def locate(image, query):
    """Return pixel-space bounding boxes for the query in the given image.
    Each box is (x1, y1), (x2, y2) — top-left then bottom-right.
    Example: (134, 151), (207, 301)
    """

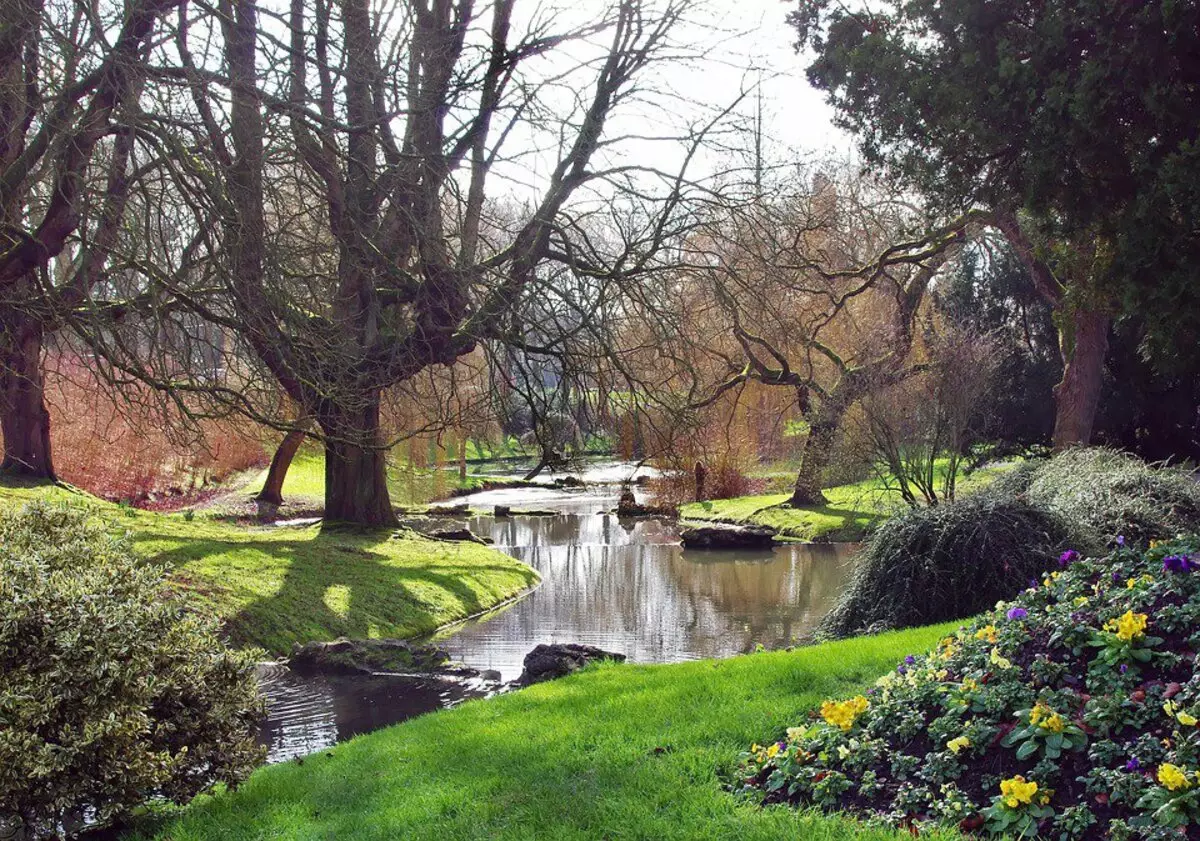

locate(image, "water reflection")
(432, 513), (857, 680)
(256, 664), (492, 763)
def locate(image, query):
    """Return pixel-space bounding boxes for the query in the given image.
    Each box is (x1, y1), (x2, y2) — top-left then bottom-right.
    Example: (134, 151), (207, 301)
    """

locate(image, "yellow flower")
(1127, 578), (1138, 589)
(786, 727), (807, 741)
(766, 742), (780, 758)
(1104, 610), (1149, 642)
(962, 677), (979, 692)
(1073, 596), (1089, 607)
(946, 736), (971, 755)
(975, 625), (998, 644)
(1164, 701), (1198, 727)
(836, 744), (851, 760)
(1158, 763), (1192, 792)
(990, 647), (1013, 669)
(820, 695), (870, 732)
(999, 775), (1039, 808)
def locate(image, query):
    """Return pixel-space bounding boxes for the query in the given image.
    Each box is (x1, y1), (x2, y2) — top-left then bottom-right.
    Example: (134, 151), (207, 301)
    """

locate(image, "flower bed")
(739, 537), (1200, 839)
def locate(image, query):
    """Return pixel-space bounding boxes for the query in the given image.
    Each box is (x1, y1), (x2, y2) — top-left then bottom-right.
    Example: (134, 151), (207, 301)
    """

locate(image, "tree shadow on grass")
(142, 527), (537, 655)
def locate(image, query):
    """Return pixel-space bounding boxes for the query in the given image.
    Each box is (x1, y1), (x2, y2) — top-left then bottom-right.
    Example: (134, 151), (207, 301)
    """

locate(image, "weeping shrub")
(0, 502), (263, 839)
(820, 495), (1072, 638)
(1020, 448), (1200, 546)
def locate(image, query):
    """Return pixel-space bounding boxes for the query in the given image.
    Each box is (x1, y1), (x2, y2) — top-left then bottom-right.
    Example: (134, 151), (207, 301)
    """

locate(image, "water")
(258, 462), (858, 762)
(256, 664), (498, 763)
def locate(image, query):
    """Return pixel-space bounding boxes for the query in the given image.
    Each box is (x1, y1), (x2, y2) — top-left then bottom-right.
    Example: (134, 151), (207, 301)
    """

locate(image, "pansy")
(1105, 610), (1149, 642)
(1162, 554), (1192, 574)
(820, 695), (869, 732)
(1126, 756), (1140, 771)
(974, 625), (998, 644)
(999, 775), (1039, 808)
(946, 736), (970, 755)
(1158, 763), (1192, 792)
(1059, 549), (1080, 567)
(1006, 606), (1028, 621)
(989, 647), (1014, 669)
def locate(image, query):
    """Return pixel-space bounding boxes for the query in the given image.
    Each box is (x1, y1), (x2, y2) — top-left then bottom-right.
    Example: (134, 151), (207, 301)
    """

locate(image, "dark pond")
(257, 464), (858, 763)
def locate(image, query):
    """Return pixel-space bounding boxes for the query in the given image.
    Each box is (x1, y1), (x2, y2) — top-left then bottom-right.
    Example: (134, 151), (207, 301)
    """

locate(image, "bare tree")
(632, 169), (980, 505)
(107, 0), (723, 525)
(0, 0), (178, 477)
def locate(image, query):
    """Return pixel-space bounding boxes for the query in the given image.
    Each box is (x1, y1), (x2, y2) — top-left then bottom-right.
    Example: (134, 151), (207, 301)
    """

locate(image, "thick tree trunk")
(790, 412), (839, 507)
(255, 418), (311, 504)
(0, 314), (54, 479)
(319, 394), (397, 527)
(1052, 307), (1109, 450)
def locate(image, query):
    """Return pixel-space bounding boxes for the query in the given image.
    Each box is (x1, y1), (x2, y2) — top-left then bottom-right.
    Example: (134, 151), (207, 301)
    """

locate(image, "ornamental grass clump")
(739, 536), (1200, 839)
(0, 502), (264, 839)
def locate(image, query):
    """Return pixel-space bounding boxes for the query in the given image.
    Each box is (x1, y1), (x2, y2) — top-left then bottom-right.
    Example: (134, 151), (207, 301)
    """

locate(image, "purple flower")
(904, 655), (917, 665)
(1117, 535), (1126, 547)
(1120, 664), (1129, 674)
(897, 665), (907, 675)
(1126, 757), (1140, 771)
(1112, 571), (1122, 584)
(1059, 549), (1080, 567)
(1163, 554), (1193, 574)
(1007, 607), (1028, 621)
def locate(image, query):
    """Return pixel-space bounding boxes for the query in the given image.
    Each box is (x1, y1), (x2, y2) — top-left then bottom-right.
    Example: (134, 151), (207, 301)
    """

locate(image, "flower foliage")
(738, 536), (1200, 839)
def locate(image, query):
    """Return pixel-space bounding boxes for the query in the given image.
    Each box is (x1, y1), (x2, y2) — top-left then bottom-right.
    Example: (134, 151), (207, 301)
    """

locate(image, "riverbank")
(678, 462), (1020, 541)
(122, 622), (955, 841)
(0, 481), (539, 655)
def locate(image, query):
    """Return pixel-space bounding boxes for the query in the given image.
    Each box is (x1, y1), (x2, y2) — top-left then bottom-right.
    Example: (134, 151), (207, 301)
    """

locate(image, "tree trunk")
(0, 314), (54, 479)
(790, 412), (839, 506)
(255, 418), (311, 504)
(319, 394), (397, 527)
(1052, 307), (1109, 450)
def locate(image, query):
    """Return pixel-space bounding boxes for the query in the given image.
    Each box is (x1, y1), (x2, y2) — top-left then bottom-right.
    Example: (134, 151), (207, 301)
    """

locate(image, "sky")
(485, 0), (855, 205)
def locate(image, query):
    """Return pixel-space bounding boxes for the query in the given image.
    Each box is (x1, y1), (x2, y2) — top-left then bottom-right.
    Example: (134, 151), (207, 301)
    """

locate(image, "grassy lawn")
(124, 623), (957, 841)
(239, 447), (529, 510)
(679, 461), (1019, 541)
(0, 481), (539, 655)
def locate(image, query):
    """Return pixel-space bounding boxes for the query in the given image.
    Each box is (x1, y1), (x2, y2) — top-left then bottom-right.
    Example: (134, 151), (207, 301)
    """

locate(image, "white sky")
(486, 0), (854, 204)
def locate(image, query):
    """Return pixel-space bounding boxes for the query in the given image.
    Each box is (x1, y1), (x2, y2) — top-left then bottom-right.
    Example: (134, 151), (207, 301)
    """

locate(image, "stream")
(257, 463), (858, 763)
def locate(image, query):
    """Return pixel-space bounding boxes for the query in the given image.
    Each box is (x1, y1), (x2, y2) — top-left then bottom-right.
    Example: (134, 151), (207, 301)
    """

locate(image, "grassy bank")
(125, 623), (955, 841)
(679, 462), (1019, 541)
(0, 481), (539, 654)
(232, 448), (522, 512)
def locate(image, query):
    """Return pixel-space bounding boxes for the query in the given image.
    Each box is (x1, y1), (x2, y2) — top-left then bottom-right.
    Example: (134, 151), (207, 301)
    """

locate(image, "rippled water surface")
(258, 462), (858, 762)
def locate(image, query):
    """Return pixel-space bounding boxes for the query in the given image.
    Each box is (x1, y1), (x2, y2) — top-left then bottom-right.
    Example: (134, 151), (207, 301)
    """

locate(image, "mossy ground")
(123, 624), (958, 841)
(679, 461), (1019, 541)
(0, 480), (538, 655)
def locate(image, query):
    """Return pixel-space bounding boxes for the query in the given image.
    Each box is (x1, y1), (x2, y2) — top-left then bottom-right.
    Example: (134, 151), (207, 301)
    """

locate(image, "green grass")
(242, 447), (531, 510)
(124, 623), (958, 841)
(0, 481), (539, 655)
(679, 461), (1019, 541)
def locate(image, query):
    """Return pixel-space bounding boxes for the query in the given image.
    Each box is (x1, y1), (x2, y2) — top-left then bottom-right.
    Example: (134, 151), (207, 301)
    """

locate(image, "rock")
(553, 476), (585, 488)
(428, 527), (488, 544)
(289, 638), (454, 675)
(494, 504), (511, 518)
(427, 503), (469, 517)
(517, 642), (626, 685)
(615, 488), (671, 517)
(678, 522), (777, 548)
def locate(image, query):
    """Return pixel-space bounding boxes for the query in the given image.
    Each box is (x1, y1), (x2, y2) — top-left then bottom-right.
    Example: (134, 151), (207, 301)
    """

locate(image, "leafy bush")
(0, 502), (263, 838)
(820, 495), (1071, 637)
(740, 537), (1200, 840)
(1021, 448), (1200, 547)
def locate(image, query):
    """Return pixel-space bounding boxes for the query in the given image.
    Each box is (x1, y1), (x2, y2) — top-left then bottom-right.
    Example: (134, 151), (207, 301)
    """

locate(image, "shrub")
(0, 503), (263, 838)
(820, 495), (1071, 638)
(1020, 448), (1200, 548)
(740, 536), (1200, 840)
